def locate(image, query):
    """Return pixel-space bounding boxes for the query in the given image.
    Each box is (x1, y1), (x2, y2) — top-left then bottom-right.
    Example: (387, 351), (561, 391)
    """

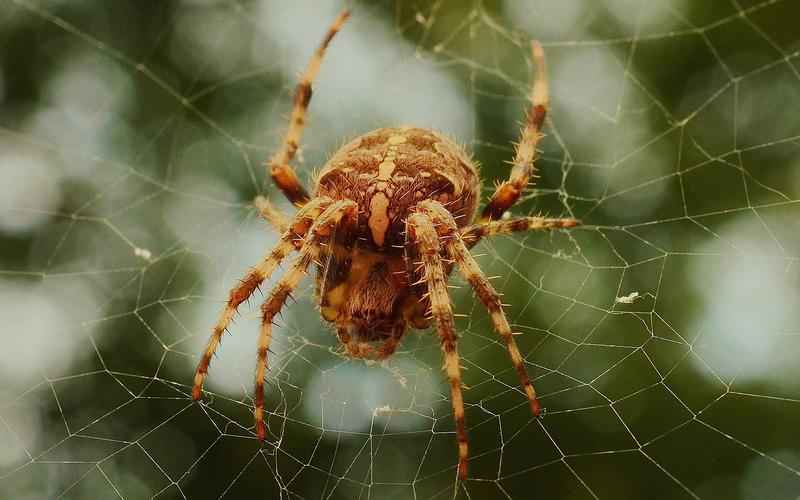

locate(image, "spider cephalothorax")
(192, 10), (579, 480)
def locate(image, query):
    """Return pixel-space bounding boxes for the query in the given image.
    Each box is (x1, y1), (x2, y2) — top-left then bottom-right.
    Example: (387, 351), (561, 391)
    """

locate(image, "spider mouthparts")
(191, 386), (202, 401)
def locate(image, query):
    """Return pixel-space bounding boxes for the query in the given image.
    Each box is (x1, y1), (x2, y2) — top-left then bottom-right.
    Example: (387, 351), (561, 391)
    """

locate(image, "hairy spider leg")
(460, 215), (580, 249)
(407, 211), (470, 480)
(420, 201), (546, 416)
(481, 40), (550, 222)
(255, 195), (291, 234)
(267, 9), (350, 206)
(254, 200), (358, 440)
(192, 197), (333, 401)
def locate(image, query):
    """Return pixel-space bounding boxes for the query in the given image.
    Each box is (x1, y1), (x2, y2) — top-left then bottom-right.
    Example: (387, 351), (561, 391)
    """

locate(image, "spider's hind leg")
(481, 40), (548, 222)
(267, 9), (350, 207)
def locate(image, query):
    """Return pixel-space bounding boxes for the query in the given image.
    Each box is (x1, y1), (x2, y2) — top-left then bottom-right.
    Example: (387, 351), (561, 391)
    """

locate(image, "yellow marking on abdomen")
(377, 160), (395, 181)
(376, 134), (407, 181)
(387, 134), (407, 145)
(368, 192), (390, 246)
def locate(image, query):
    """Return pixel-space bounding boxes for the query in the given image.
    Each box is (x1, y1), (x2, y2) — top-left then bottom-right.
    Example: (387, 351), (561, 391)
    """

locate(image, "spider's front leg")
(192, 197), (334, 400)
(407, 211), (470, 480)
(253, 200), (357, 440)
(267, 9), (350, 206)
(418, 201), (546, 417)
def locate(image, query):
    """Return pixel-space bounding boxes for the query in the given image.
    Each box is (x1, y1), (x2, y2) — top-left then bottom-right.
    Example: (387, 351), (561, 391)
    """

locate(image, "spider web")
(2, 0), (800, 498)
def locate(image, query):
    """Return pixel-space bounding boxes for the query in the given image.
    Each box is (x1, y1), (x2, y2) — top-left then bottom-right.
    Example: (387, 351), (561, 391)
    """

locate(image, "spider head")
(317, 248), (430, 355)
(319, 254), (403, 331)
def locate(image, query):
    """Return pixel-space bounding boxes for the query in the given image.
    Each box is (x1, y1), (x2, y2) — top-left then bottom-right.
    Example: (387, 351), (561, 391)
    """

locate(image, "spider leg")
(461, 214), (579, 249)
(419, 200), (545, 416)
(192, 197), (333, 401)
(267, 9), (350, 207)
(407, 210), (469, 480)
(480, 40), (548, 222)
(255, 195), (291, 234)
(254, 200), (357, 440)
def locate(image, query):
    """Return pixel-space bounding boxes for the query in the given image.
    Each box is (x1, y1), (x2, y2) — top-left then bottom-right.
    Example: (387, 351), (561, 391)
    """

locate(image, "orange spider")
(192, 9), (578, 480)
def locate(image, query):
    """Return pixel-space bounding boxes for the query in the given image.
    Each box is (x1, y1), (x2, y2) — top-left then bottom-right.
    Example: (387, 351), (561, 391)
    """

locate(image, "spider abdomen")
(315, 127), (480, 250)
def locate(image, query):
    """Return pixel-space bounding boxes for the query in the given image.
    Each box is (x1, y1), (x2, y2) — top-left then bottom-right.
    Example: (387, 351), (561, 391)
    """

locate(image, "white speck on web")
(134, 247), (152, 261)
(615, 291), (640, 304)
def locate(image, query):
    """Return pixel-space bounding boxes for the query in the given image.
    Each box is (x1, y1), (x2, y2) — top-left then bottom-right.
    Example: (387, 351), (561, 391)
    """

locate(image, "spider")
(192, 9), (579, 480)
